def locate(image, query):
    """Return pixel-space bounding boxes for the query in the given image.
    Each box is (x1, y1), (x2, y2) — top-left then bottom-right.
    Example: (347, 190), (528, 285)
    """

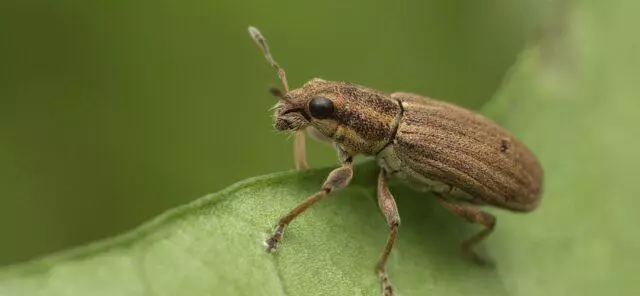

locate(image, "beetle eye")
(309, 97), (334, 119)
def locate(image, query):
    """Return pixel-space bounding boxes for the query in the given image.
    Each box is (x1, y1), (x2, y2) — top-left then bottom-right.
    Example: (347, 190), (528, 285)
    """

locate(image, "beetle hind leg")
(435, 195), (496, 265)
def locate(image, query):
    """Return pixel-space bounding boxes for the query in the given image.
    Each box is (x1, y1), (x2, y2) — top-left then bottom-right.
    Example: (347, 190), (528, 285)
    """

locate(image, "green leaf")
(0, 162), (508, 296)
(2, 1), (638, 295)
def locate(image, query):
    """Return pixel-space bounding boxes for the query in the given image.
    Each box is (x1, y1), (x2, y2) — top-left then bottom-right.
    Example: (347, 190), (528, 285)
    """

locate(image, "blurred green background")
(0, 1), (549, 266)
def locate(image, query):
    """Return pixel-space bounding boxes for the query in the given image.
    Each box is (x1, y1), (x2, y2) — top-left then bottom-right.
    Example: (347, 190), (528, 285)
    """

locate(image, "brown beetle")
(249, 26), (542, 296)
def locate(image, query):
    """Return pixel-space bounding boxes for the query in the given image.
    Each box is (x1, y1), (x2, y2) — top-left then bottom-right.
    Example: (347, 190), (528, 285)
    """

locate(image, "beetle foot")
(265, 225), (285, 253)
(378, 268), (395, 296)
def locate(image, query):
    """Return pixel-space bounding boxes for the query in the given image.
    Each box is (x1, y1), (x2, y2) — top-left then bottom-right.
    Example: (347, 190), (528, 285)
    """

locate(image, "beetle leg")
(265, 160), (353, 252)
(293, 130), (308, 170)
(435, 195), (496, 265)
(376, 170), (400, 296)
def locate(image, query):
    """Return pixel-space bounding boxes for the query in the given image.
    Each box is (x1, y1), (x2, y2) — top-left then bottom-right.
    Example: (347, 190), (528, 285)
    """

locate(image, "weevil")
(248, 27), (543, 296)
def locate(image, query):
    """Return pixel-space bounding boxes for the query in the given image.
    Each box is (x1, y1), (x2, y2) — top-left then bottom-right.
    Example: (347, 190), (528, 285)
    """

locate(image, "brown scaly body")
(249, 27), (543, 296)
(388, 92), (542, 212)
(277, 79), (542, 211)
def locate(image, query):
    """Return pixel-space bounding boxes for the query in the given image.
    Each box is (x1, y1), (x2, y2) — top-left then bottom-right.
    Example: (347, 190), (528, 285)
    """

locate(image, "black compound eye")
(308, 97), (334, 119)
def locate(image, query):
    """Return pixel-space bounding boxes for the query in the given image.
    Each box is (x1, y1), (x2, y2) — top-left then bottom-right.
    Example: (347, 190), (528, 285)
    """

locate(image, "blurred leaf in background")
(484, 0), (640, 294)
(0, 0), (547, 266)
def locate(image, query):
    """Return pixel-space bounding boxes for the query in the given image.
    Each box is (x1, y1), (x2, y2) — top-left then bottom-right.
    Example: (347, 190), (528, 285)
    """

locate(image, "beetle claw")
(265, 226), (284, 253)
(265, 236), (279, 253)
(463, 248), (495, 267)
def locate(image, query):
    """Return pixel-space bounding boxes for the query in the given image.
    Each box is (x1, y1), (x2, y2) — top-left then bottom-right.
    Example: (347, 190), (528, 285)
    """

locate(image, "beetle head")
(249, 27), (400, 155)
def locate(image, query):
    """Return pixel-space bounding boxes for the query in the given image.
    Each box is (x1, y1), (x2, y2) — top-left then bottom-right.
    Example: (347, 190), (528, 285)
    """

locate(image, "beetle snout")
(274, 118), (294, 131)
(273, 100), (309, 132)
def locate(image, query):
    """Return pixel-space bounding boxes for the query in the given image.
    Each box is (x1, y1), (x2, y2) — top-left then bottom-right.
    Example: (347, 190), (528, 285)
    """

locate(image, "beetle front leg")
(265, 160), (353, 252)
(376, 170), (400, 296)
(435, 195), (496, 265)
(293, 131), (308, 170)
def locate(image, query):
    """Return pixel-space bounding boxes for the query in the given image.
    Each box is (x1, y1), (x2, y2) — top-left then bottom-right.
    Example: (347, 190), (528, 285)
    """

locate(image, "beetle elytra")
(248, 26), (543, 296)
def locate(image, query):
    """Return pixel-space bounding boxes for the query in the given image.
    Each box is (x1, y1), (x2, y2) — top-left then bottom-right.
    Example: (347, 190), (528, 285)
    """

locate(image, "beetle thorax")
(276, 79), (403, 156)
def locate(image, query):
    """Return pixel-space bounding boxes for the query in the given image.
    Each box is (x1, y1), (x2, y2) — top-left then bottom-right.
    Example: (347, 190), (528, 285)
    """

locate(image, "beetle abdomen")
(390, 93), (543, 212)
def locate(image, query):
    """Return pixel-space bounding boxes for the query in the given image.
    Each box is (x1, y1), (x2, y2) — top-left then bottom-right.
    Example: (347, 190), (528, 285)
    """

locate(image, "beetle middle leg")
(435, 195), (496, 265)
(265, 160), (353, 252)
(376, 170), (400, 296)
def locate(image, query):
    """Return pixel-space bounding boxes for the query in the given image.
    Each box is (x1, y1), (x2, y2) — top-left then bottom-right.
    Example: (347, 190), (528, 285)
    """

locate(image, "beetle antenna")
(269, 87), (285, 99)
(248, 26), (290, 93)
